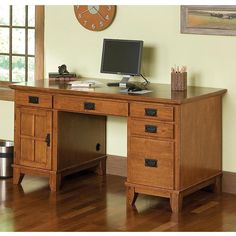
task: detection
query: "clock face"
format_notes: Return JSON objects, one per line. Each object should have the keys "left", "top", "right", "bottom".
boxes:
{"left": 74, "top": 5, "right": 116, "bottom": 31}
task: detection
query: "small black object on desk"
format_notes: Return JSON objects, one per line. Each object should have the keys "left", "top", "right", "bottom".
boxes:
{"left": 107, "top": 82, "right": 143, "bottom": 92}
{"left": 127, "top": 84, "right": 142, "bottom": 92}
{"left": 107, "top": 82, "right": 120, "bottom": 87}
{"left": 49, "top": 64, "right": 76, "bottom": 79}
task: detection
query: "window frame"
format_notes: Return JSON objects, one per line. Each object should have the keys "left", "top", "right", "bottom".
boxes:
{"left": 0, "top": 5, "right": 44, "bottom": 87}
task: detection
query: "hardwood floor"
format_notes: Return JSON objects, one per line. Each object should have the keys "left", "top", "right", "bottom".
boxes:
{"left": 0, "top": 171, "right": 236, "bottom": 231}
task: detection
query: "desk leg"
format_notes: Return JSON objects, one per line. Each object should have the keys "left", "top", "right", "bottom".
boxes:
{"left": 49, "top": 173, "right": 62, "bottom": 192}
{"left": 13, "top": 167, "right": 25, "bottom": 185}
{"left": 212, "top": 175, "right": 222, "bottom": 193}
{"left": 95, "top": 157, "right": 106, "bottom": 176}
{"left": 170, "top": 191, "right": 183, "bottom": 213}
{"left": 127, "top": 186, "right": 138, "bottom": 206}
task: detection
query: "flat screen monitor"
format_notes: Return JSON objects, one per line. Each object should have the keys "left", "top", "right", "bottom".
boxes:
{"left": 100, "top": 39, "right": 143, "bottom": 76}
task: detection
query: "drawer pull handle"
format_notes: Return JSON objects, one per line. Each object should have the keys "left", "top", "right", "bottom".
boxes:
{"left": 145, "top": 125, "right": 157, "bottom": 133}
{"left": 145, "top": 159, "right": 158, "bottom": 168}
{"left": 28, "top": 96, "right": 39, "bottom": 104}
{"left": 96, "top": 143, "right": 101, "bottom": 151}
{"left": 145, "top": 108, "right": 157, "bottom": 117}
{"left": 45, "top": 133, "right": 50, "bottom": 147}
{"left": 84, "top": 102, "right": 95, "bottom": 110}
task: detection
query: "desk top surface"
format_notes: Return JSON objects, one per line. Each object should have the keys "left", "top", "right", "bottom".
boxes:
{"left": 10, "top": 78, "right": 227, "bottom": 104}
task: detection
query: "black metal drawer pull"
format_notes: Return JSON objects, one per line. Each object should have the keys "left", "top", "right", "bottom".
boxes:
{"left": 45, "top": 133, "right": 50, "bottom": 147}
{"left": 28, "top": 96, "right": 39, "bottom": 104}
{"left": 145, "top": 158, "right": 158, "bottom": 168}
{"left": 84, "top": 102, "right": 95, "bottom": 110}
{"left": 145, "top": 125, "right": 157, "bottom": 133}
{"left": 96, "top": 143, "right": 101, "bottom": 151}
{"left": 145, "top": 108, "right": 157, "bottom": 117}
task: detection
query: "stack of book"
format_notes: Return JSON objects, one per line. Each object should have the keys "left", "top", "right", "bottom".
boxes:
{"left": 48, "top": 73, "right": 77, "bottom": 81}
{"left": 68, "top": 81, "right": 96, "bottom": 88}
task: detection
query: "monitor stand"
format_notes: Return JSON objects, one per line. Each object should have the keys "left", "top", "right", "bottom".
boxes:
{"left": 106, "top": 75, "right": 144, "bottom": 90}
{"left": 119, "top": 75, "right": 131, "bottom": 88}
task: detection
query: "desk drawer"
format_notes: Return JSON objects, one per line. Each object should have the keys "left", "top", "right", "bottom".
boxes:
{"left": 15, "top": 91, "right": 52, "bottom": 109}
{"left": 54, "top": 95, "right": 128, "bottom": 117}
{"left": 130, "top": 119, "right": 174, "bottom": 139}
{"left": 130, "top": 102, "right": 174, "bottom": 121}
{"left": 128, "top": 137, "right": 174, "bottom": 189}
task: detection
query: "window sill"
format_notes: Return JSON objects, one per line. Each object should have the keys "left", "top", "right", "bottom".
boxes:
{"left": 0, "top": 87, "right": 14, "bottom": 101}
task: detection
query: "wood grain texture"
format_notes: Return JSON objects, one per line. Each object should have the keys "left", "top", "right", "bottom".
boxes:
{"left": 128, "top": 137, "right": 174, "bottom": 189}
{"left": 105, "top": 155, "right": 236, "bottom": 196}
{"left": 130, "top": 118, "right": 174, "bottom": 139}
{"left": 191, "top": 201, "right": 219, "bottom": 214}
{"left": 130, "top": 102, "right": 174, "bottom": 121}
{"left": 35, "top": 6, "right": 44, "bottom": 81}
{"left": 170, "top": 191, "right": 183, "bottom": 213}
{"left": 9, "top": 79, "right": 227, "bottom": 105}
{"left": 174, "top": 105, "right": 181, "bottom": 190}
{"left": 126, "top": 182, "right": 171, "bottom": 198}
{"left": 127, "top": 186, "right": 138, "bottom": 206}
{"left": 15, "top": 91, "right": 52, "bottom": 108}
{"left": 180, "top": 95, "right": 222, "bottom": 189}
{"left": 57, "top": 112, "right": 106, "bottom": 171}
{"left": 54, "top": 95, "right": 129, "bottom": 117}
{"left": 15, "top": 107, "right": 52, "bottom": 170}
{"left": 2, "top": 174, "right": 236, "bottom": 231}
{"left": 0, "top": 88, "right": 14, "bottom": 101}
{"left": 10, "top": 79, "right": 226, "bottom": 213}
{"left": 222, "top": 171, "right": 236, "bottom": 195}
{"left": 171, "top": 72, "right": 187, "bottom": 91}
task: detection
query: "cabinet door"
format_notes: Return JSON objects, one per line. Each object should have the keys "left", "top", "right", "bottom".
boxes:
{"left": 15, "top": 107, "right": 52, "bottom": 170}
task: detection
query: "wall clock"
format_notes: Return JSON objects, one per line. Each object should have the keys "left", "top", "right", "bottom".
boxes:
{"left": 74, "top": 5, "right": 116, "bottom": 31}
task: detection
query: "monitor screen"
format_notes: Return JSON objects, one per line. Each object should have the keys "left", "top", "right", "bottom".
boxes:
{"left": 100, "top": 39, "right": 143, "bottom": 76}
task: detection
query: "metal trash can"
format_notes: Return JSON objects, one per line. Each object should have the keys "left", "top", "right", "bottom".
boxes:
{"left": 0, "top": 140, "right": 14, "bottom": 178}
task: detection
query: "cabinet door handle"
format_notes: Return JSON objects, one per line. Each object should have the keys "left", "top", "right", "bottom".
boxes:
{"left": 145, "top": 125, "right": 157, "bottom": 133}
{"left": 84, "top": 102, "right": 95, "bottom": 110}
{"left": 28, "top": 96, "right": 39, "bottom": 104}
{"left": 145, "top": 108, "right": 157, "bottom": 117}
{"left": 145, "top": 158, "right": 158, "bottom": 168}
{"left": 45, "top": 133, "right": 50, "bottom": 147}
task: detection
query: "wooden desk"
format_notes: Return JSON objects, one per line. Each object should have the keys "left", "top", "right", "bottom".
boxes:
{"left": 10, "top": 79, "right": 226, "bottom": 212}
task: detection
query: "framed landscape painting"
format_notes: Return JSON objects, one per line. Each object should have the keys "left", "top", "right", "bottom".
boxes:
{"left": 181, "top": 5, "right": 236, "bottom": 36}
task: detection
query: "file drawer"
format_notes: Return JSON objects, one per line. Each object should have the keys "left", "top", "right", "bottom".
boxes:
{"left": 128, "top": 137, "right": 174, "bottom": 189}
{"left": 15, "top": 91, "right": 52, "bottom": 109}
{"left": 54, "top": 95, "right": 129, "bottom": 117}
{"left": 130, "top": 118, "right": 174, "bottom": 139}
{"left": 130, "top": 102, "right": 174, "bottom": 121}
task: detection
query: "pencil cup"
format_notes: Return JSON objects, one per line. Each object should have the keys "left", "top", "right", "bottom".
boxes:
{"left": 171, "top": 72, "right": 187, "bottom": 91}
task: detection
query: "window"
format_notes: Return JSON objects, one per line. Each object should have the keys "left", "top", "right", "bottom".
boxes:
{"left": 0, "top": 5, "right": 44, "bottom": 83}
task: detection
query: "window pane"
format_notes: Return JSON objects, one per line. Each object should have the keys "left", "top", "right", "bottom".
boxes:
{"left": 0, "top": 55, "right": 9, "bottom": 81}
{"left": 0, "top": 5, "right": 10, "bottom": 25}
{"left": 28, "top": 57, "right": 35, "bottom": 81}
{"left": 28, "top": 29, "right": 35, "bottom": 55}
{"left": 12, "top": 56, "right": 25, "bottom": 82}
{"left": 12, "top": 6, "right": 25, "bottom": 26}
{"left": 12, "top": 28, "right": 25, "bottom": 54}
{"left": 28, "top": 6, "right": 35, "bottom": 27}
{"left": 0, "top": 28, "right": 9, "bottom": 53}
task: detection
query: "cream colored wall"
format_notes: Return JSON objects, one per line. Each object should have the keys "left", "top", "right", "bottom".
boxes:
{"left": 1, "top": 5, "right": 234, "bottom": 171}
{"left": 0, "top": 101, "right": 14, "bottom": 141}
{"left": 44, "top": 5, "right": 236, "bottom": 171}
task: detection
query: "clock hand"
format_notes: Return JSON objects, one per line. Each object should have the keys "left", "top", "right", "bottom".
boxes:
{"left": 91, "top": 7, "right": 106, "bottom": 21}
{"left": 80, "top": 7, "right": 93, "bottom": 15}
{"left": 97, "top": 11, "right": 106, "bottom": 21}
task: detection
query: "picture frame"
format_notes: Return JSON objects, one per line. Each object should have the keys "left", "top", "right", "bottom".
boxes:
{"left": 181, "top": 5, "right": 236, "bottom": 36}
